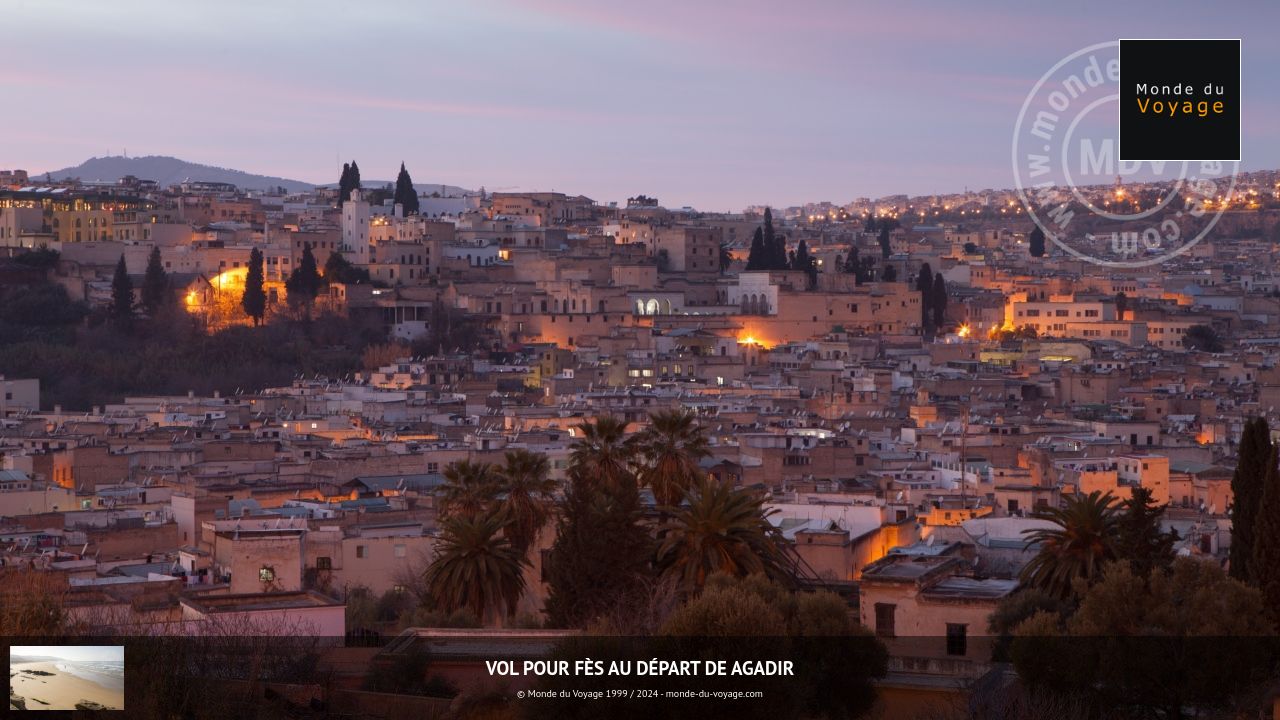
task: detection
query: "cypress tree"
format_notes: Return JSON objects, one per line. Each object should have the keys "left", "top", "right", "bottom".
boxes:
{"left": 882, "top": 263, "right": 897, "bottom": 282}
{"left": 932, "top": 274, "right": 948, "bottom": 327}
{"left": 109, "top": 254, "right": 133, "bottom": 322}
{"left": 746, "top": 227, "right": 765, "bottom": 271}
{"left": 544, "top": 475, "right": 653, "bottom": 628}
{"left": 338, "top": 162, "right": 352, "bottom": 203}
{"left": 393, "top": 162, "right": 420, "bottom": 215}
{"left": 349, "top": 160, "right": 361, "bottom": 195}
{"left": 285, "top": 242, "right": 323, "bottom": 306}
{"left": 242, "top": 247, "right": 266, "bottom": 326}
{"left": 763, "top": 208, "right": 784, "bottom": 270}
{"left": 917, "top": 263, "right": 934, "bottom": 330}
{"left": 1253, "top": 443, "right": 1280, "bottom": 617}
{"left": 878, "top": 225, "right": 891, "bottom": 259}
{"left": 1029, "top": 226, "right": 1046, "bottom": 257}
{"left": 141, "top": 246, "right": 169, "bottom": 314}
{"left": 1231, "top": 417, "right": 1272, "bottom": 582}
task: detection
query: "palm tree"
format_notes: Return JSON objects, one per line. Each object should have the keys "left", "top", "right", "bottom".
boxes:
{"left": 425, "top": 510, "right": 528, "bottom": 622}
{"left": 1020, "top": 490, "right": 1121, "bottom": 599}
{"left": 438, "top": 460, "right": 499, "bottom": 519}
{"left": 636, "top": 409, "right": 710, "bottom": 508}
{"left": 495, "top": 448, "right": 557, "bottom": 554}
{"left": 568, "top": 416, "right": 637, "bottom": 496}
{"left": 656, "top": 478, "right": 788, "bottom": 593}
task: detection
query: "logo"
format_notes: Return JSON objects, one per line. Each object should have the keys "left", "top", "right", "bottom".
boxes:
{"left": 1012, "top": 41, "right": 1240, "bottom": 267}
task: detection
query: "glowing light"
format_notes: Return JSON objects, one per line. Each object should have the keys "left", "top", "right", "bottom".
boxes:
{"left": 957, "top": 324, "right": 972, "bottom": 338}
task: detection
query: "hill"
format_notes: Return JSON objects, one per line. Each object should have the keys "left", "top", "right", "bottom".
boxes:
{"left": 43, "top": 156, "right": 314, "bottom": 192}
{"left": 43, "top": 156, "right": 472, "bottom": 196}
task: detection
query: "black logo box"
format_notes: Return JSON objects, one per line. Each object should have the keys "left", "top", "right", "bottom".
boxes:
{"left": 1119, "top": 39, "right": 1241, "bottom": 162}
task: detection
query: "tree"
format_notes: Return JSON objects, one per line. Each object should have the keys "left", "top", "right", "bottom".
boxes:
{"left": 1183, "top": 324, "right": 1224, "bottom": 352}
{"left": 1114, "top": 486, "right": 1177, "bottom": 578}
{"left": 718, "top": 243, "right": 733, "bottom": 273}
{"left": 241, "top": 247, "right": 266, "bottom": 326}
{"left": 763, "top": 207, "right": 785, "bottom": 270}
{"left": 963, "top": 241, "right": 978, "bottom": 254}
{"left": 544, "top": 471, "right": 653, "bottom": 628}
{"left": 141, "top": 246, "right": 169, "bottom": 314}
{"left": 1020, "top": 491, "right": 1120, "bottom": 599}
{"left": 438, "top": 460, "right": 500, "bottom": 520}
{"left": 285, "top": 242, "right": 323, "bottom": 306}
{"left": 109, "top": 254, "right": 133, "bottom": 322}
{"left": 323, "top": 250, "right": 372, "bottom": 285}
{"left": 1011, "top": 560, "right": 1275, "bottom": 719}
{"left": 1029, "top": 225, "right": 1046, "bottom": 257}
{"left": 1230, "top": 416, "right": 1271, "bottom": 582}
{"left": 495, "top": 449, "right": 556, "bottom": 555}
{"left": 1252, "top": 443, "right": 1280, "bottom": 617}
{"left": 1114, "top": 291, "right": 1128, "bottom": 318}
{"left": 635, "top": 409, "right": 709, "bottom": 508}
{"left": 916, "top": 263, "right": 934, "bottom": 330}
{"left": 567, "top": 416, "right": 637, "bottom": 496}
{"left": 878, "top": 225, "right": 891, "bottom": 259}
{"left": 745, "top": 227, "right": 766, "bottom": 271}
{"left": 393, "top": 162, "right": 420, "bottom": 215}
{"left": 656, "top": 478, "right": 789, "bottom": 594}
{"left": 338, "top": 160, "right": 362, "bottom": 203}
{"left": 931, "top": 273, "right": 948, "bottom": 328}
{"left": 424, "top": 510, "right": 528, "bottom": 622}
{"left": 881, "top": 263, "right": 897, "bottom": 282}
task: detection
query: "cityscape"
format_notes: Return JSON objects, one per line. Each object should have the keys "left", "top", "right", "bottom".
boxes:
{"left": 5, "top": 2, "right": 1280, "bottom": 719}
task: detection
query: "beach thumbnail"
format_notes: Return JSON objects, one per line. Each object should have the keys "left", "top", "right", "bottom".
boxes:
{"left": 9, "top": 646, "right": 124, "bottom": 711}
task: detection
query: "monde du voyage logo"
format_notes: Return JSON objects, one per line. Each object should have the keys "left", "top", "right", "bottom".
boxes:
{"left": 1012, "top": 40, "right": 1241, "bottom": 267}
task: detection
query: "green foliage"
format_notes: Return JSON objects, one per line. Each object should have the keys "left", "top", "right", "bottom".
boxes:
{"left": 1020, "top": 491, "right": 1120, "bottom": 599}
{"left": 0, "top": 307, "right": 384, "bottom": 410}
{"left": 424, "top": 510, "right": 528, "bottom": 622}
{"left": 12, "top": 245, "right": 60, "bottom": 269}
{"left": 1183, "top": 323, "right": 1224, "bottom": 352}
{"left": 931, "top": 273, "right": 947, "bottom": 327}
{"left": 634, "top": 409, "right": 709, "bottom": 508}
{"left": 656, "top": 479, "right": 789, "bottom": 593}
{"left": 878, "top": 224, "right": 891, "bottom": 259}
{"left": 109, "top": 254, "right": 133, "bottom": 322}
{"left": 881, "top": 263, "right": 897, "bottom": 282}
{"left": 285, "top": 242, "right": 323, "bottom": 305}
{"left": 338, "top": 160, "right": 362, "bottom": 203}
{"left": 1231, "top": 416, "right": 1271, "bottom": 582}
{"left": 241, "top": 247, "right": 266, "bottom": 325}
{"left": 494, "top": 448, "right": 556, "bottom": 554}
{"left": 744, "top": 208, "right": 789, "bottom": 271}
{"left": 544, "top": 472, "right": 654, "bottom": 629}
{"left": 1252, "top": 443, "right": 1280, "bottom": 618}
{"left": 1114, "top": 486, "right": 1177, "bottom": 578}
{"left": 1029, "top": 225, "right": 1046, "bottom": 257}
{"left": 141, "top": 246, "right": 170, "bottom": 314}
{"left": 323, "top": 250, "right": 371, "bottom": 285}
{"left": 963, "top": 241, "right": 978, "bottom": 254}
{"left": 438, "top": 459, "right": 500, "bottom": 520}
{"left": 1010, "top": 560, "right": 1278, "bottom": 718}
{"left": 394, "top": 162, "right": 420, "bottom": 215}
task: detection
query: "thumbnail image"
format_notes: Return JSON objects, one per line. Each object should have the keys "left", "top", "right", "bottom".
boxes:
{"left": 9, "top": 646, "right": 124, "bottom": 711}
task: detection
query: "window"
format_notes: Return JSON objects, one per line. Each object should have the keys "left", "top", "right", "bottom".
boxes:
{"left": 946, "top": 623, "right": 968, "bottom": 656}
{"left": 874, "top": 603, "right": 896, "bottom": 638}
{"left": 259, "top": 566, "right": 276, "bottom": 583}
{"left": 316, "top": 556, "right": 332, "bottom": 570}
{"left": 356, "top": 545, "right": 366, "bottom": 559}
{"left": 394, "top": 544, "right": 406, "bottom": 558}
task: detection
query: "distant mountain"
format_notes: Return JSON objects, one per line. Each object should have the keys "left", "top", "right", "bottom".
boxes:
{"left": 42, "top": 155, "right": 473, "bottom": 196}
{"left": 43, "top": 156, "right": 314, "bottom": 193}
{"left": 9, "top": 655, "right": 63, "bottom": 664}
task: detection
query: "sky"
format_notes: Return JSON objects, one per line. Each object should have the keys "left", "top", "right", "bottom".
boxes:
{"left": 3, "top": 0, "right": 1277, "bottom": 210}
{"left": 11, "top": 645, "right": 125, "bottom": 663}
